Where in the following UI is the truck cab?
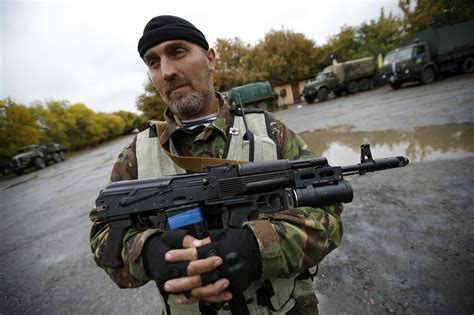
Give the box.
[381,42,435,89]
[301,71,337,104]
[10,143,66,175]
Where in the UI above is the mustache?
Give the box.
[164,77,193,94]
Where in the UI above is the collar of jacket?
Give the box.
[158,92,231,145]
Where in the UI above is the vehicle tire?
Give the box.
[14,170,24,176]
[53,153,61,163]
[390,82,402,89]
[347,81,359,94]
[317,88,329,102]
[420,67,435,85]
[359,78,370,91]
[462,58,474,73]
[369,79,375,90]
[59,151,66,161]
[304,95,315,104]
[34,157,46,169]
[334,89,344,97]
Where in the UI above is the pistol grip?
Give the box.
[101,218,132,268]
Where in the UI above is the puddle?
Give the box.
[298,123,474,165]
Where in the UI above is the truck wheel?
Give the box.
[317,88,329,102]
[34,157,46,169]
[421,67,435,85]
[358,79,370,91]
[347,81,359,94]
[462,58,474,73]
[390,82,402,90]
[334,90,344,97]
[14,170,24,176]
[304,95,315,104]
[59,151,66,161]
[53,153,61,163]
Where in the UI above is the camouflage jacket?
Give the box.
[89,96,343,288]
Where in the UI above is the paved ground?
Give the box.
[1,73,473,314]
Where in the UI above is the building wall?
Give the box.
[274,81,306,107]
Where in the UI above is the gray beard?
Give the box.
[167,90,208,117]
[165,75,213,117]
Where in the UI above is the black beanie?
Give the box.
[138,15,209,59]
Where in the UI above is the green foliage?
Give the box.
[322,10,404,62]
[0,98,42,157]
[399,0,474,35]
[31,100,71,147]
[252,29,325,85]
[0,97,141,157]
[136,78,166,121]
[113,110,145,134]
[214,37,261,91]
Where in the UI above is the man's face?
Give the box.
[143,40,216,118]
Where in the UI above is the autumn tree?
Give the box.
[399,0,474,35]
[321,9,404,63]
[252,29,324,85]
[0,98,42,157]
[97,112,126,140]
[113,110,145,134]
[63,103,108,149]
[213,37,269,91]
[136,78,166,121]
[356,9,404,57]
[31,100,72,147]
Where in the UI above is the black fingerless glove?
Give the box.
[197,228,262,292]
[143,229,189,291]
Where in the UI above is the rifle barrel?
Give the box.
[341,156,409,176]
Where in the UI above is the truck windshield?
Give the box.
[383,47,413,65]
[16,147,34,154]
[316,73,326,81]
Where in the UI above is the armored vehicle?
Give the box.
[380,20,474,89]
[301,57,376,104]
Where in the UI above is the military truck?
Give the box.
[228,81,278,111]
[381,20,474,89]
[301,57,376,104]
[10,143,66,175]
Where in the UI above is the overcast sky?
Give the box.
[1,0,402,114]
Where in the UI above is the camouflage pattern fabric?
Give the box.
[89,94,343,310]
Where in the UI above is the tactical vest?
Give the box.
[136,111,316,314]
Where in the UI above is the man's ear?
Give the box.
[207,48,216,72]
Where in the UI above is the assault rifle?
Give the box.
[96,144,408,269]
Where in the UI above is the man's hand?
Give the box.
[164,235,232,304]
[144,228,262,305]
[143,231,232,305]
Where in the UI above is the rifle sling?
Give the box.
[152,121,248,173]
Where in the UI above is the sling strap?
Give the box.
[152,121,248,172]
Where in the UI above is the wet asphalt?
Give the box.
[1,73,473,314]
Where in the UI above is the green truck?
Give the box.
[301,57,376,104]
[381,20,474,89]
[228,81,278,111]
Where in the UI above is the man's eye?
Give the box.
[173,48,186,57]
[148,59,159,68]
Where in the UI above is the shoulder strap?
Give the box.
[152,121,248,173]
